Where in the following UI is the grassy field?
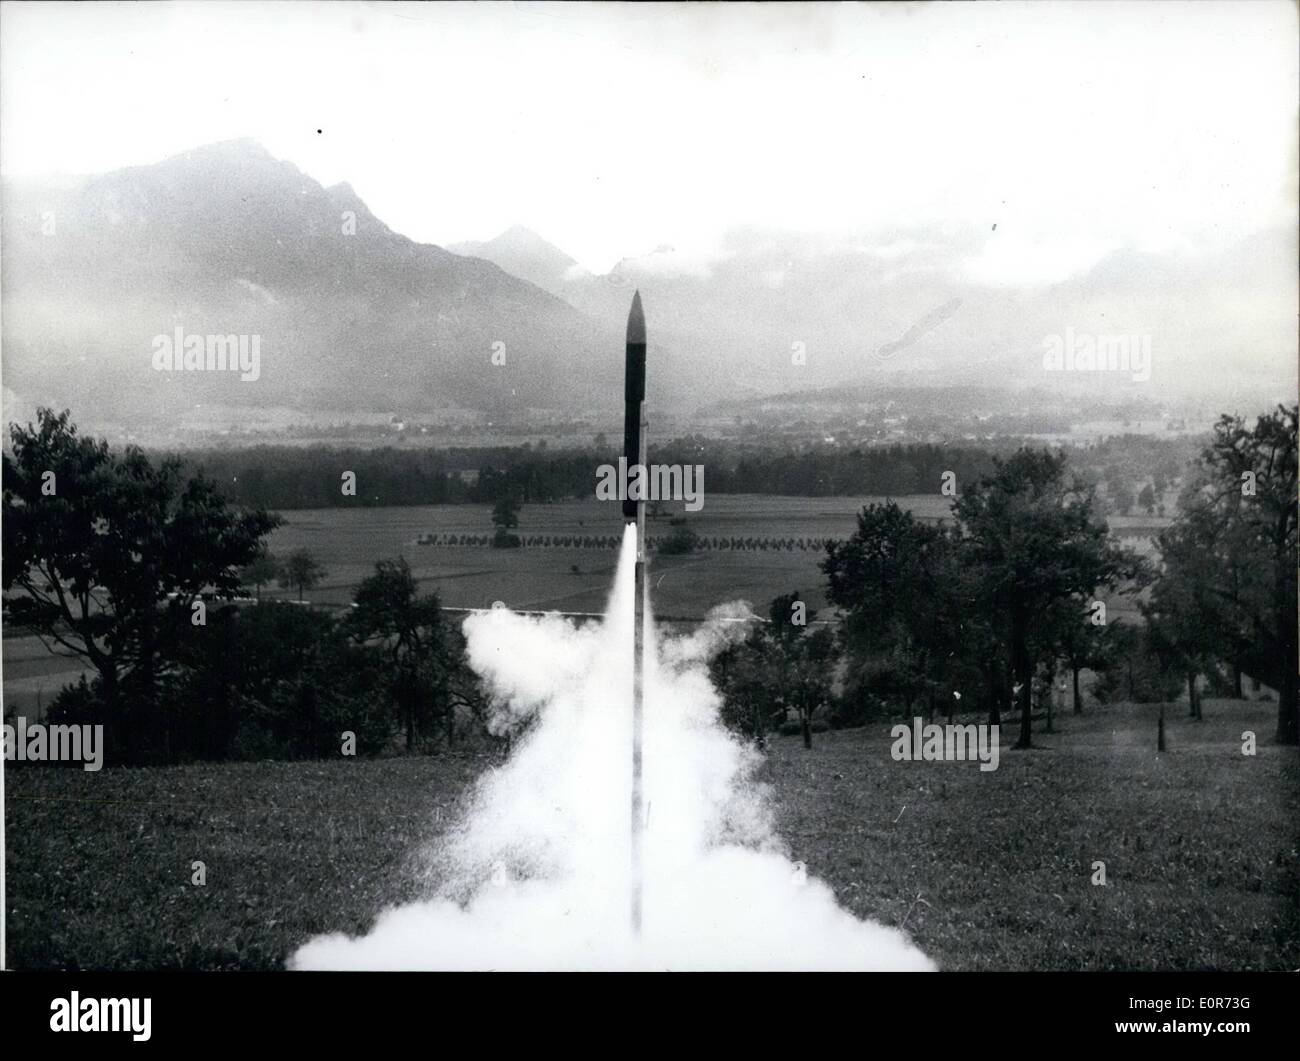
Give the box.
[262,493,1157,617]
[1,494,1158,716]
[6,696,1295,970]
[261,494,953,617]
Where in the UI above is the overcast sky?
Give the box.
[2,0,1296,278]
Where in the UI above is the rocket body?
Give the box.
[623,291,646,521]
[623,291,647,935]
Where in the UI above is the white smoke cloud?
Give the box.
[290,526,933,971]
[658,599,758,670]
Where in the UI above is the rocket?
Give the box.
[624,291,647,935]
[622,291,646,521]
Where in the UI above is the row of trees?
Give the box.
[421,530,842,553]
[43,556,484,765]
[711,450,1143,750]
[190,434,1202,514]
[3,410,487,764]
[6,404,1294,765]
[710,406,1298,748]
[190,441,1011,510]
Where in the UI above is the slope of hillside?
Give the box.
[1,141,628,427]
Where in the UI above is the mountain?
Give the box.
[0,140,654,431]
[5,139,1290,441]
[449,225,584,298]
[467,222,1298,410]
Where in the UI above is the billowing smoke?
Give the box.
[290,525,933,970]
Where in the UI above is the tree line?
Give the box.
[3,410,488,765]
[183,442,1009,509]
[182,434,1199,512]
[5,405,1294,767]
[709,406,1297,749]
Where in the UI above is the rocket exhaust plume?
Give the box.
[288,294,933,971]
[289,531,934,970]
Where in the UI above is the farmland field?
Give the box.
[263,493,1162,616]
[1,493,1162,716]
[5,697,1294,970]
[261,494,956,616]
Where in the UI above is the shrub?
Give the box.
[657,523,699,555]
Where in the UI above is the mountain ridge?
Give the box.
[1,140,653,429]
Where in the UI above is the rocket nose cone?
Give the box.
[626,290,645,345]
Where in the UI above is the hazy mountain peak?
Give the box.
[489,224,575,262]
[450,224,581,294]
[175,136,274,160]
[1,139,623,427]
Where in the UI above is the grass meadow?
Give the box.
[0,494,1159,717]
[260,493,1158,618]
[6,697,1295,971]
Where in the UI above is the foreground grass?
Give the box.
[6,698,1297,969]
[5,755,483,970]
[769,699,1300,970]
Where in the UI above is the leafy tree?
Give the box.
[711,630,782,745]
[1092,621,1182,705]
[491,491,521,548]
[657,520,698,555]
[1049,603,1119,715]
[1138,483,1157,515]
[1158,406,1297,742]
[162,601,391,761]
[2,408,280,761]
[823,503,983,721]
[1110,479,1135,516]
[492,492,520,530]
[1146,507,1228,720]
[239,548,281,601]
[954,450,1145,748]
[347,557,481,751]
[278,549,326,601]
[711,593,836,748]
[765,592,836,748]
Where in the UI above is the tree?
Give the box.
[491,492,521,548]
[954,450,1145,749]
[239,548,281,601]
[347,557,480,751]
[765,592,836,748]
[2,408,280,761]
[1111,480,1135,516]
[1050,605,1119,715]
[1158,406,1297,742]
[1147,506,1227,721]
[279,549,326,601]
[1091,622,1182,706]
[656,519,698,555]
[1137,483,1156,515]
[711,594,836,749]
[162,600,391,761]
[823,502,986,722]
[711,629,782,746]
